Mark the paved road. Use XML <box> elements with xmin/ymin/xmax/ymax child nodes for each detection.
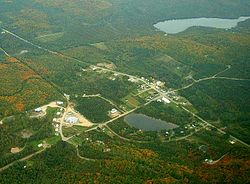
<box><xmin>206</xmin><ymin>153</ymin><xmax>228</xmax><ymax>165</ymax></box>
<box><xmin>0</xmin><ymin>47</ymin><xmax>10</xmax><ymax>56</ymax></box>
<box><xmin>75</xmin><ymin>145</ymin><xmax>96</xmax><ymax>161</ymax></box>
<box><xmin>104</xmin><ymin>125</ymin><xmax>149</xmax><ymax>143</ymax></box>
<box><xmin>2</xmin><ymin>27</ymin><xmax>250</xmax><ymax>149</ymax></box>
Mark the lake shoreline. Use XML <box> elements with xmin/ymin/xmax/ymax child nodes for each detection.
<box><xmin>154</xmin><ymin>16</ymin><xmax>250</xmax><ymax>34</ymax></box>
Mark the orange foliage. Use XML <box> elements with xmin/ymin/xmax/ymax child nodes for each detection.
<box><xmin>0</xmin><ymin>63</ymin><xmax>7</xmax><ymax>69</ymax></box>
<box><xmin>6</xmin><ymin>96</ymin><xmax>17</xmax><ymax>103</ymax></box>
<box><xmin>160</xmin><ymin>176</ymin><xmax>176</xmax><ymax>183</ymax></box>
<box><xmin>180</xmin><ymin>165</ymin><xmax>193</xmax><ymax>174</ymax></box>
<box><xmin>139</xmin><ymin>149</ymin><xmax>156</xmax><ymax>158</ymax></box>
<box><xmin>7</xmin><ymin>57</ymin><xmax>18</xmax><ymax>63</ymax></box>
<box><xmin>21</xmin><ymin>69</ymin><xmax>36</xmax><ymax>80</ymax></box>
<box><xmin>195</xmin><ymin>155</ymin><xmax>250</xmax><ymax>183</ymax></box>
<box><xmin>145</xmin><ymin>180</ymin><xmax>154</xmax><ymax>184</ymax></box>
<box><xmin>15</xmin><ymin>103</ymin><xmax>25</xmax><ymax>111</ymax></box>
<box><xmin>40</xmin><ymin>93</ymin><xmax>49</xmax><ymax>100</ymax></box>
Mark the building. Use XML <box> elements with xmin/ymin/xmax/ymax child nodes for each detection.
<box><xmin>35</xmin><ymin>107</ymin><xmax>42</xmax><ymax>112</ymax></box>
<box><xmin>229</xmin><ymin>140</ymin><xmax>236</xmax><ymax>144</ymax></box>
<box><xmin>65</xmin><ymin>116</ymin><xmax>79</xmax><ymax>124</ymax></box>
<box><xmin>103</xmin><ymin>148</ymin><xmax>111</xmax><ymax>152</ymax></box>
<box><xmin>110</xmin><ymin>108</ymin><xmax>118</xmax><ymax>114</ymax></box>
<box><xmin>162</xmin><ymin>97</ymin><xmax>171</xmax><ymax>104</ymax></box>
<box><xmin>156</xmin><ymin>81</ymin><xmax>162</xmax><ymax>86</ymax></box>
<box><xmin>56</xmin><ymin>101</ymin><xmax>64</xmax><ymax>105</ymax></box>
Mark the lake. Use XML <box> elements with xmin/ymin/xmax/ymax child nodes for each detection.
<box><xmin>124</xmin><ymin>113</ymin><xmax>178</xmax><ymax>131</ymax></box>
<box><xmin>154</xmin><ymin>16</ymin><xmax>250</xmax><ymax>34</ymax></box>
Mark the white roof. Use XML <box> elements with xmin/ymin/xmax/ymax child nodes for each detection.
<box><xmin>162</xmin><ymin>97</ymin><xmax>170</xmax><ymax>104</ymax></box>
<box><xmin>111</xmin><ymin>108</ymin><xmax>118</xmax><ymax>113</ymax></box>
<box><xmin>65</xmin><ymin>116</ymin><xmax>79</xmax><ymax>123</ymax></box>
<box><xmin>56</xmin><ymin>101</ymin><xmax>64</xmax><ymax>105</ymax></box>
<box><xmin>35</xmin><ymin>107</ymin><xmax>42</xmax><ymax>112</ymax></box>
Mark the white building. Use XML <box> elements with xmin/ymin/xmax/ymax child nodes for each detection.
<box><xmin>35</xmin><ymin>107</ymin><xmax>42</xmax><ymax>112</ymax></box>
<box><xmin>56</xmin><ymin>101</ymin><xmax>64</xmax><ymax>105</ymax></box>
<box><xmin>156</xmin><ymin>81</ymin><xmax>162</xmax><ymax>86</ymax></box>
<box><xmin>162</xmin><ymin>97</ymin><xmax>171</xmax><ymax>104</ymax></box>
<box><xmin>229</xmin><ymin>140</ymin><xmax>236</xmax><ymax>144</ymax></box>
<box><xmin>65</xmin><ymin>116</ymin><xmax>79</xmax><ymax>124</ymax></box>
<box><xmin>110</xmin><ymin>108</ymin><xmax>118</xmax><ymax>114</ymax></box>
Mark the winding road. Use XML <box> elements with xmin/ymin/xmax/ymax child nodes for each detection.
<box><xmin>0</xmin><ymin>27</ymin><xmax>249</xmax><ymax>173</ymax></box>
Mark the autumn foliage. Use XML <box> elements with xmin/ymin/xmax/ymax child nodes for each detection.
<box><xmin>6</xmin><ymin>57</ymin><xmax>18</xmax><ymax>63</ymax></box>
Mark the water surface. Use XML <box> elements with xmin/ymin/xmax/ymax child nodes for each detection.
<box><xmin>154</xmin><ymin>16</ymin><xmax>250</xmax><ymax>34</ymax></box>
<box><xmin>124</xmin><ymin>113</ymin><xmax>178</xmax><ymax>131</ymax></box>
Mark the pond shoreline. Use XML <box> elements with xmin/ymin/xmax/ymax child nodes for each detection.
<box><xmin>124</xmin><ymin>113</ymin><xmax>178</xmax><ymax>132</ymax></box>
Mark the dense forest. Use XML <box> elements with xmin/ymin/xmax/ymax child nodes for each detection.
<box><xmin>0</xmin><ymin>0</ymin><xmax>249</xmax><ymax>183</ymax></box>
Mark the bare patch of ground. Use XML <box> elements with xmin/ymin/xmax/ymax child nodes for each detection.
<box><xmin>91</xmin><ymin>42</ymin><xmax>108</xmax><ymax>50</ymax></box>
<box><xmin>97</xmin><ymin>62</ymin><xmax>116</xmax><ymax>70</ymax></box>
<box><xmin>64</xmin><ymin>105</ymin><xmax>93</xmax><ymax>127</ymax></box>
<box><xmin>21</xmin><ymin>129</ymin><xmax>33</xmax><ymax>138</ymax></box>
<box><xmin>10</xmin><ymin>147</ymin><xmax>22</xmax><ymax>153</ymax></box>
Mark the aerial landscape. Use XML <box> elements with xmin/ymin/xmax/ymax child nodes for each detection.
<box><xmin>0</xmin><ymin>0</ymin><xmax>250</xmax><ymax>183</ymax></box>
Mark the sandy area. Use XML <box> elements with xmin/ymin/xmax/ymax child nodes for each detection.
<box><xmin>65</xmin><ymin>106</ymin><xmax>93</xmax><ymax>127</ymax></box>
<box><xmin>41</xmin><ymin>101</ymin><xmax>62</xmax><ymax>112</ymax></box>
<box><xmin>11</xmin><ymin>147</ymin><xmax>21</xmax><ymax>153</ymax></box>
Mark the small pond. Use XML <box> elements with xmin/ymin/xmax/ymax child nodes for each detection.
<box><xmin>124</xmin><ymin>113</ymin><xmax>178</xmax><ymax>131</ymax></box>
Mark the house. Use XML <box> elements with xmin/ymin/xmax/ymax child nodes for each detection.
<box><xmin>229</xmin><ymin>140</ymin><xmax>236</xmax><ymax>144</ymax></box>
<box><xmin>103</xmin><ymin>148</ymin><xmax>111</xmax><ymax>152</ymax></box>
<box><xmin>156</xmin><ymin>81</ymin><xmax>162</xmax><ymax>86</ymax></box>
<box><xmin>56</xmin><ymin>101</ymin><xmax>64</xmax><ymax>105</ymax></box>
<box><xmin>35</xmin><ymin>107</ymin><xmax>42</xmax><ymax>112</ymax></box>
<box><xmin>110</xmin><ymin>108</ymin><xmax>118</xmax><ymax>114</ymax></box>
<box><xmin>157</xmin><ymin>99</ymin><xmax>162</xmax><ymax>102</ymax></box>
